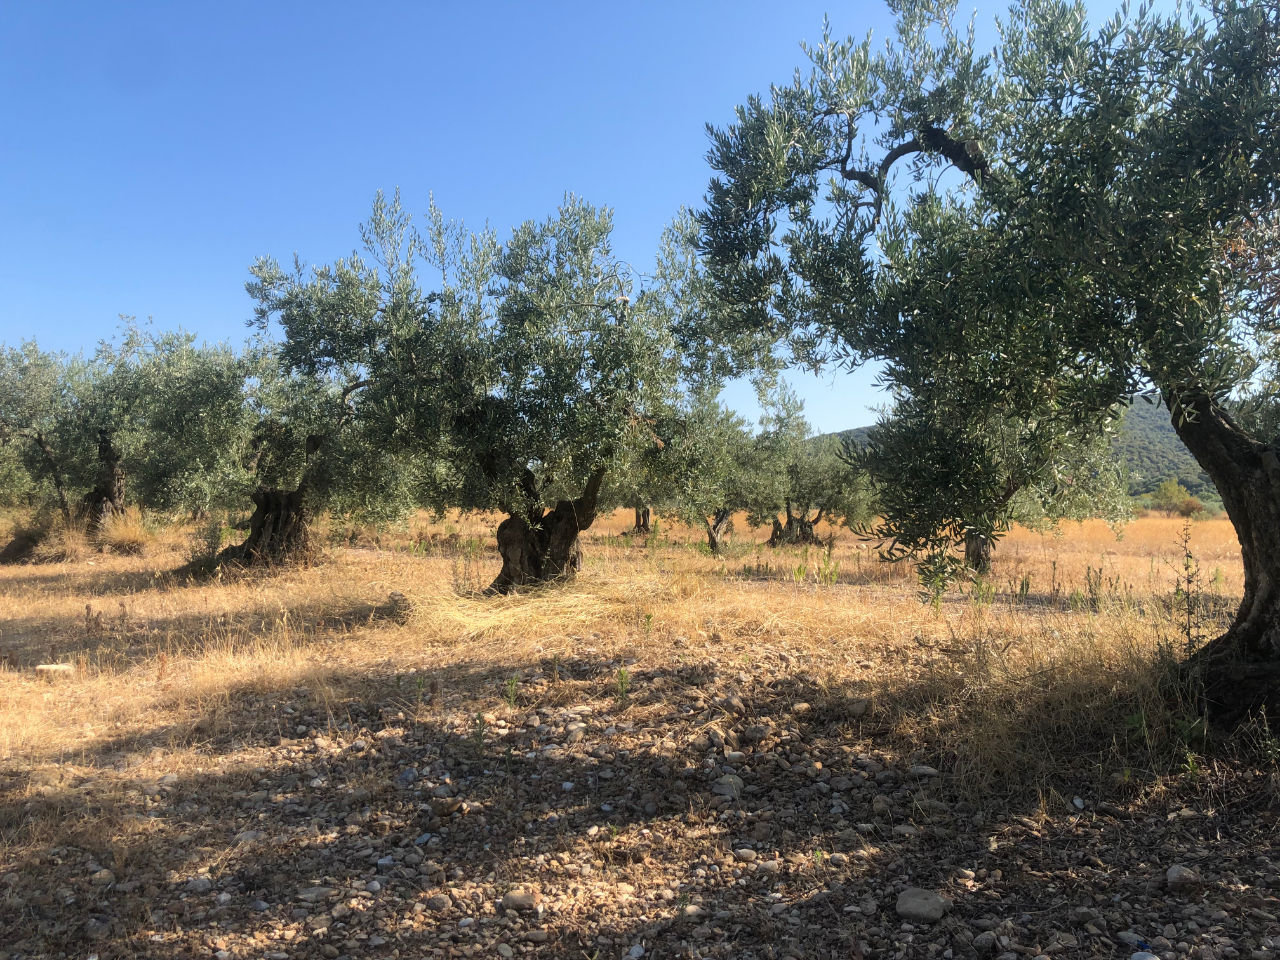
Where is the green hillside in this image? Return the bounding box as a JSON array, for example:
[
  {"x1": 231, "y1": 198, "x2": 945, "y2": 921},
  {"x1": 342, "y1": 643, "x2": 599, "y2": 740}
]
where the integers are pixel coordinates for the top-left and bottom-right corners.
[
  {"x1": 1112, "y1": 398, "x2": 1214, "y2": 500},
  {"x1": 827, "y1": 398, "x2": 1217, "y2": 505}
]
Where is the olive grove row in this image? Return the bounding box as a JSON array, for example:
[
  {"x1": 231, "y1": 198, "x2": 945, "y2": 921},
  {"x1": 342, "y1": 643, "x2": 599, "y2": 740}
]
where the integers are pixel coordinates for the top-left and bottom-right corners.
[{"x1": 2, "y1": 0, "x2": 1277, "y2": 720}]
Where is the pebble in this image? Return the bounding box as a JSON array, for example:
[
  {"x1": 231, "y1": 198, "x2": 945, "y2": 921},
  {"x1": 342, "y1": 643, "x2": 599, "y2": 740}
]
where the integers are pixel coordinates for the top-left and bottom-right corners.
[
  {"x1": 1166, "y1": 864, "x2": 1201, "y2": 891},
  {"x1": 895, "y1": 888, "x2": 950, "y2": 923},
  {"x1": 712, "y1": 774, "x2": 744, "y2": 798},
  {"x1": 973, "y1": 930, "x2": 998, "y2": 953},
  {"x1": 502, "y1": 889, "x2": 540, "y2": 912}
]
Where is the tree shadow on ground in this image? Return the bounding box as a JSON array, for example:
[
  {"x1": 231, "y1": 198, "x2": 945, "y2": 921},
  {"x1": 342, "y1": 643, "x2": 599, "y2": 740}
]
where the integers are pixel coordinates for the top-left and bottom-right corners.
[
  {"x1": 3, "y1": 647, "x2": 1276, "y2": 959},
  {"x1": 0, "y1": 594, "x2": 408, "y2": 668}
]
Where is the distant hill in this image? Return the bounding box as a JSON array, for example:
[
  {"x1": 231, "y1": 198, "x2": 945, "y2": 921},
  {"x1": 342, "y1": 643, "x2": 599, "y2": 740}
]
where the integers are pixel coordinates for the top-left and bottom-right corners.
[
  {"x1": 824, "y1": 398, "x2": 1217, "y2": 504},
  {"x1": 1112, "y1": 398, "x2": 1214, "y2": 500}
]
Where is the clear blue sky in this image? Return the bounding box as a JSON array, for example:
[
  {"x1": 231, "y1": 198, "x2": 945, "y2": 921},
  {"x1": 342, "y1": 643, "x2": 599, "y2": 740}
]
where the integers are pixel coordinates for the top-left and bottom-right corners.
[{"x1": 0, "y1": 1, "x2": 1164, "y2": 433}]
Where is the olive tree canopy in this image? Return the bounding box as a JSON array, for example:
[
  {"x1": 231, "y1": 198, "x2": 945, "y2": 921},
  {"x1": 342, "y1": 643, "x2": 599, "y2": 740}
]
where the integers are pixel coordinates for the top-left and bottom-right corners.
[
  {"x1": 698, "y1": 0, "x2": 1280, "y2": 719},
  {"x1": 249, "y1": 192, "x2": 683, "y2": 590}
]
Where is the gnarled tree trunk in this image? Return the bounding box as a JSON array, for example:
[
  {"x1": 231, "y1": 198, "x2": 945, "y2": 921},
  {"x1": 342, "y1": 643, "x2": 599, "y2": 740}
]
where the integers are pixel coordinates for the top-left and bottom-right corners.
[
  {"x1": 217, "y1": 486, "x2": 313, "y2": 567},
  {"x1": 768, "y1": 501, "x2": 823, "y2": 547},
  {"x1": 964, "y1": 529, "x2": 993, "y2": 573},
  {"x1": 706, "y1": 508, "x2": 732, "y2": 555},
  {"x1": 1170, "y1": 389, "x2": 1280, "y2": 724},
  {"x1": 489, "y1": 468, "x2": 606, "y2": 594},
  {"x1": 632, "y1": 505, "x2": 652, "y2": 535},
  {"x1": 83, "y1": 429, "x2": 125, "y2": 532}
]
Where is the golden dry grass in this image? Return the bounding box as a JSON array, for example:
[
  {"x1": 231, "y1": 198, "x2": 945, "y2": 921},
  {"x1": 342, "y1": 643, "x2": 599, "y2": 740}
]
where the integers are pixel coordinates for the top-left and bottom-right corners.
[
  {"x1": 4, "y1": 509, "x2": 1275, "y2": 960},
  {"x1": 0, "y1": 510, "x2": 1243, "y2": 787},
  {"x1": 95, "y1": 506, "x2": 154, "y2": 556}
]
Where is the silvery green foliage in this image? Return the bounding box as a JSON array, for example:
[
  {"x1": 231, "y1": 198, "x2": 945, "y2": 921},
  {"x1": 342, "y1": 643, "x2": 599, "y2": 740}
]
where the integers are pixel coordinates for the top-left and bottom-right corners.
[
  {"x1": 859, "y1": 395, "x2": 1128, "y2": 574},
  {"x1": 0, "y1": 341, "x2": 89, "y2": 512},
  {"x1": 653, "y1": 391, "x2": 762, "y2": 532},
  {"x1": 248, "y1": 191, "x2": 682, "y2": 519},
  {"x1": 744, "y1": 386, "x2": 875, "y2": 533},
  {"x1": 699, "y1": 0, "x2": 1279, "y2": 578},
  {"x1": 79, "y1": 322, "x2": 262, "y2": 516},
  {"x1": 640, "y1": 382, "x2": 872, "y2": 541}
]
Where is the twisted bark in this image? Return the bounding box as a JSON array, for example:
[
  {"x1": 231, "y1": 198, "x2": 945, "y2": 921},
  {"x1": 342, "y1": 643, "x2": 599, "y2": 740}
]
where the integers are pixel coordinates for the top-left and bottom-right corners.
[
  {"x1": 83, "y1": 429, "x2": 125, "y2": 532},
  {"x1": 489, "y1": 468, "x2": 607, "y2": 593},
  {"x1": 706, "y1": 508, "x2": 732, "y2": 555},
  {"x1": 1169, "y1": 389, "x2": 1280, "y2": 724},
  {"x1": 217, "y1": 486, "x2": 313, "y2": 567}
]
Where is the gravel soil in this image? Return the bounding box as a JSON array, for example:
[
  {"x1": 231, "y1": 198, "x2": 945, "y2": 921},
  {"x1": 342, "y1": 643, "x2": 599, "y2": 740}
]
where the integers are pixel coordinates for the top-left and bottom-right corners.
[{"x1": 3, "y1": 647, "x2": 1276, "y2": 959}]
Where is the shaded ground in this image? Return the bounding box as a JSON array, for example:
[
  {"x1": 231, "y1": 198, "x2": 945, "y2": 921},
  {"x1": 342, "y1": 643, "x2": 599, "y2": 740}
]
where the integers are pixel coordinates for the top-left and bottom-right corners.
[
  {"x1": 2, "y1": 652, "x2": 1276, "y2": 960},
  {"x1": 0, "y1": 516, "x2": 1273, "y2": 959}
]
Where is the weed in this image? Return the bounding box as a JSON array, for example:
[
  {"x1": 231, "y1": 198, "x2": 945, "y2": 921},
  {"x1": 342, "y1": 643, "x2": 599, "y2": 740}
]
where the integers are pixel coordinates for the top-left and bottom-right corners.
[
  {"x1": 186, "y1": 515, "x2": 225, "y2": 567},
  {"x1": 818, "y1": 542, "x2": 840, "y2": 586},
  {"x1": 470, "y1": 713, "x2": 489, "y2": 751},
  {"x1": 1169, "y1": 520, "x2": 1209, "y2": 655},
  {"x1": 971, "y1": 577, "x2": 996, "y2": 608}
]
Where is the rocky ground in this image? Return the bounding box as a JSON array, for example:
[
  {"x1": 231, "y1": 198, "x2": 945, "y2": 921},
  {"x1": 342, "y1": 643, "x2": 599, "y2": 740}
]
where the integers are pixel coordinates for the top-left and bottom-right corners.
[{"x1": 3, "y1": 649, "x2": 1277, "y2": 960}]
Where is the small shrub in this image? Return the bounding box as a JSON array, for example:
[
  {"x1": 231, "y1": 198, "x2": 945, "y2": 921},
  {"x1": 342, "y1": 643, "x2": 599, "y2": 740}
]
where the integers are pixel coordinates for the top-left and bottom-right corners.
[
  {"x1": 96, "y1": 507, "x2": 152, "y2": 555},
  {"x1": 1175, "y1": 496, "x2": 1205, "y2": 518},
  {"x1": 184, "y1": 515, "x2": 226, "y2": 568}
]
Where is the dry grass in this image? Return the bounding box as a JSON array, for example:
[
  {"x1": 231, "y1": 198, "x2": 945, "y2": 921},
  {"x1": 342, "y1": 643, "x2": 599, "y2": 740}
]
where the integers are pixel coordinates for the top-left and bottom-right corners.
[
  {"x1": 95, "y1": 506, "x2": 153, "y2": 556},
  {"x1": 3, "y1": 509, "x2": 1275, "y2": 959},
  {"x1": 0, "y1": 511, "x2": 1245, "y2": 787},
  {"x1": 27, "y1": 515, "x2": 92, "y2": 563}
]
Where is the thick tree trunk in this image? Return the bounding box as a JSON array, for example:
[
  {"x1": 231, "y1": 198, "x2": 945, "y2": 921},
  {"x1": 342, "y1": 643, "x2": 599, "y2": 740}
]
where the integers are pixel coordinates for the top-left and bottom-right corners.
[
  {"x1": 489, "y1": 468, "x2": 606, "y2": 594},
  {"x1": 1169, "y1": 389, "x2": 1280, "y2": 724},
  {"x1": 217, "y1": 486, "x2": 313, "y2": 567},
  {"x1": 632, "y1": 505, "x2": 651, "y2": 534},
  {"x1": 706, "y1": 508, "x2": 732, "y2": 555},
  {"x1": 83, "y1": 429, "x2": 125, "y2": 532},
  {"x1": 964, "y1": 530, "x2": 993, "y2": 573},
  {"x1": 768, "y1": 501, "x2": 823, "y2": 547}
]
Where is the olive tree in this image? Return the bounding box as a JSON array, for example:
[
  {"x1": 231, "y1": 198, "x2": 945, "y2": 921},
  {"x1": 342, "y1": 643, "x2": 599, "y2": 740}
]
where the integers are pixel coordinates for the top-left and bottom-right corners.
[
  {"x1": 746, "y1": 390, "x2": 875, "y2": 547},
  {"x1": 76, "y1": 323, "x2": 271, "y2": 522},
  {"x1": 249, "y1": 192, "x2": 680, "y2": 590},
  {"x1": 698, "y1": 0, "x2": 1280, "y2": 719},
  {"x1": 650, "y1": 393, "x2": 765, "y2": 554},
  {"x1": 0, "y1": 342, "x2": 85, "y2": 522},
  {"x1": 857, "y1": 394, "x2": 1128, "y2": 577}
]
